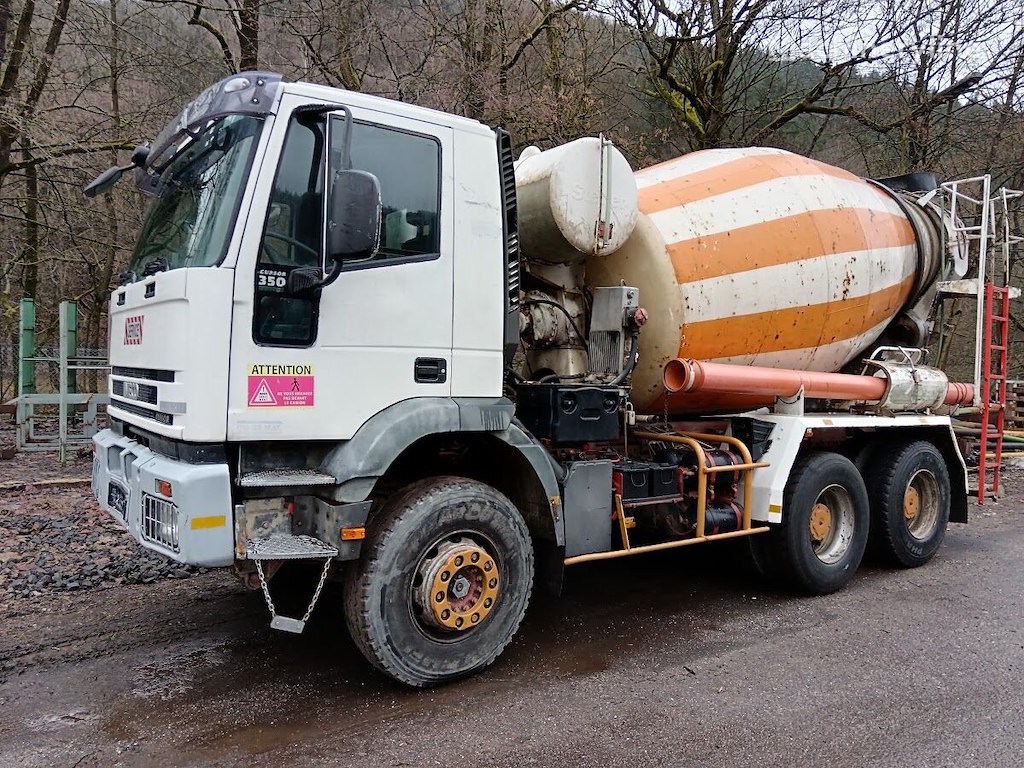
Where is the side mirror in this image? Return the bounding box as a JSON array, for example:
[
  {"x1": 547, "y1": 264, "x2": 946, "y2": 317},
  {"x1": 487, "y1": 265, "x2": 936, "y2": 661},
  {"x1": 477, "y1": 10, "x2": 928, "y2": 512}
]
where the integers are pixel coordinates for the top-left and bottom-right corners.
[
  {"x1": 83, "y1": 144, "x2": 150, "y2": 198},
  {"x1": 327, "y1": 169, "x2": 381, "y2": 264},
  {"x1": 84, "y1": 165, "x2": 128, "y2": 198}
]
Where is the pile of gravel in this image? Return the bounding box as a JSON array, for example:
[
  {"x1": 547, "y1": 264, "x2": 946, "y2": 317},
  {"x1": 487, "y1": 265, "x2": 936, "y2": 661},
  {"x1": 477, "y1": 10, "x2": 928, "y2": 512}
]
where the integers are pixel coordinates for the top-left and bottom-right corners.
[{"x1": 0, "y1": 484, "x2": 204, "y2": 608}]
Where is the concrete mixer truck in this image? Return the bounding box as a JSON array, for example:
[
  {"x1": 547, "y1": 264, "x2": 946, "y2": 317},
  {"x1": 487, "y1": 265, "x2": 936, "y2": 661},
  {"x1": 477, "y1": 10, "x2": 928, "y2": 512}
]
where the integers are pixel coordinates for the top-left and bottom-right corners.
[{"x1": 88, "y1": 72, "x2": 991, "y2": 687}]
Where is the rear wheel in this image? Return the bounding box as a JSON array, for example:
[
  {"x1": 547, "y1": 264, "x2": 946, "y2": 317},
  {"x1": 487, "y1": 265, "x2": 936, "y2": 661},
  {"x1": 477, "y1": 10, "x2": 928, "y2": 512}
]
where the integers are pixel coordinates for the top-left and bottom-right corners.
[
  {"x1": 865, "y1": 440, "x2": 950, "y2": 567},
  {"x1": 775, "y1": 452, "x2": 869, "y2": 595},
  {"x1": 344, "y1": 477, "x2": 534, "y2": 687}
]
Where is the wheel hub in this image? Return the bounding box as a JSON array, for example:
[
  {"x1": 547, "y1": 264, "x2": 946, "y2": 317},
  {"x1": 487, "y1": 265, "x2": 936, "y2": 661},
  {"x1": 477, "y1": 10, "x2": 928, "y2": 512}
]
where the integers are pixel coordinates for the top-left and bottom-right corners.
[
  {"x1": 417, "y1": 539, "x2": 500, "y2": 632},
  {"x1": 903, "y1": 486, "x2": 920, "y2": 520},
  {"x1": 809, "y1": 502, "x2": 832, "y2": 541}
]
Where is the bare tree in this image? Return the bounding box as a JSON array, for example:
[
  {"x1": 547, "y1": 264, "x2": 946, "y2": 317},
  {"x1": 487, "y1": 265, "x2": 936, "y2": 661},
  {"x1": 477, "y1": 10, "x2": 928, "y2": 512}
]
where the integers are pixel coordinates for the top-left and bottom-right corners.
[
  {"x1": 143, "y1": 0, "x2": 262, "y2": 72},
  {"x1": 612, "y1": 0, "x2": 976, "y2": 151}
]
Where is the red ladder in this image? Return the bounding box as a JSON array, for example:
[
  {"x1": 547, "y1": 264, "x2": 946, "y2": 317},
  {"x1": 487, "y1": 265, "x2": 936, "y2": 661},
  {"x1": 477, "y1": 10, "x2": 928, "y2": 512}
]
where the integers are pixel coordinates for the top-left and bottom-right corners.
[{"x1": 977, "y1": 283, "x2": 1010, "y2": 502}]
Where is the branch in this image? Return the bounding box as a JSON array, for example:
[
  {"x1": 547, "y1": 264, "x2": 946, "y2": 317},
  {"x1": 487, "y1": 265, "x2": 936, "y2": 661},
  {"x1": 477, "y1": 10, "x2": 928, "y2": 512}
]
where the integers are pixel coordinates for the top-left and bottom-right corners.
[
  {"x1": 188, "y1": 5, "x2": 237, "y2": 73},
  {"x1": 502, "y1": 0, "x2": 584, "y2": 73},
  {"x1": 0, "y1": 0, "x2": 32, "y2": 119},
  {"x1": 0, "y1": 140, "x2": 135, "y2": 177},
  {"x1": 26, "y1": 0, "x2": 70, "y2": 108}
]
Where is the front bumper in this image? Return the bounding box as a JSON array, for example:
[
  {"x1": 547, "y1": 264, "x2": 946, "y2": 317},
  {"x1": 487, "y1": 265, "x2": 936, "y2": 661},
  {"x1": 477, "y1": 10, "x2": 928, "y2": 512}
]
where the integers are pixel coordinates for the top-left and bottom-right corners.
[{"x1": 92, "y1": 428, "x2": 234, "y2": 567}]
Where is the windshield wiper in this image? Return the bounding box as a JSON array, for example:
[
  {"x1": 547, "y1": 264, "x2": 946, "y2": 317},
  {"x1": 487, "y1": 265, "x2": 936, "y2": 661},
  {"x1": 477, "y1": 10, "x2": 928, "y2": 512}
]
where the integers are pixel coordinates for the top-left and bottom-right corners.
[{"x1": 142, "y1": 257, "x2": 170, "y2": 277}]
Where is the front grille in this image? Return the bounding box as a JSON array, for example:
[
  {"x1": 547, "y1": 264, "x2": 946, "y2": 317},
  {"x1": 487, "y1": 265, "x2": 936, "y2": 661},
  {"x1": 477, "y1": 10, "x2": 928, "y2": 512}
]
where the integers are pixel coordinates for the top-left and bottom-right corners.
[
  {"x1": 110, "y1": 400, "x2": 173, "y2": 426},
  {"x1": 111, "y1": 379, "x2": 158, "y2": 405},
  {"x1": 141, "y1": 493, "x2": 179, "y2": 551},
  {"x1": 112, "y1": 365, "x2": 175, "y2": 382}
]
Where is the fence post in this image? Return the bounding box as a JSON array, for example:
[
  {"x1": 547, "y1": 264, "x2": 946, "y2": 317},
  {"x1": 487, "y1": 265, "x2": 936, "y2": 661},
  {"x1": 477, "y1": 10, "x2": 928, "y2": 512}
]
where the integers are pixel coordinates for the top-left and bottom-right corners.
[
  {"x1": 18, "y1": 298, "x2": 35, "y2": 396},
  {"x1": 65, "y1": 301, "x2": 78, "y2": 400},
  {"x1": 59, "y1": 301, "x2": 69, "y2": 464}
]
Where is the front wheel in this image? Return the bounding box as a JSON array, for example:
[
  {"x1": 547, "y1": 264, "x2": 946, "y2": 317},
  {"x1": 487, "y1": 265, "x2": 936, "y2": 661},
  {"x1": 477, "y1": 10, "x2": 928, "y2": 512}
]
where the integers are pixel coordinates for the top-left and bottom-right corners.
[
  {"x1": 344, "y1": 477, "x2": 534, "y2": 687},
  {"x1": 775, "y1": 452, "x2": 870, "y2": 595}
]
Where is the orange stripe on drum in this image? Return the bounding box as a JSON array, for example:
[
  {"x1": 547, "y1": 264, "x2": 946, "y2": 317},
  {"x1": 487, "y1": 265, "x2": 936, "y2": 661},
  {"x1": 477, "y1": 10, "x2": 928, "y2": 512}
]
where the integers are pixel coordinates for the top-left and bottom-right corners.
[
  {"x1": 667, "y1": 207, "x2": 916, "y2": 284},
  {"x1": 638, "y1": 153, "x2": 861, "y2": 213},
  {"x1": 679, "y1": 275, "x2": 915, "y2": 360}
]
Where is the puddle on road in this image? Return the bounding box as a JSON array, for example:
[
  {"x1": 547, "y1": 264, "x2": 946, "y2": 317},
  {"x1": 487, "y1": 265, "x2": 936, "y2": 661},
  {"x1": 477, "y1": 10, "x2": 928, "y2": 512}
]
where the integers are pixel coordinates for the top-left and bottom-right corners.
[
  {"x1": 131, "y1": 645, "x2": 231, "y2": 701},
  {"x1": 98, "y1": 540, "x2": 780, "y2": 760}
]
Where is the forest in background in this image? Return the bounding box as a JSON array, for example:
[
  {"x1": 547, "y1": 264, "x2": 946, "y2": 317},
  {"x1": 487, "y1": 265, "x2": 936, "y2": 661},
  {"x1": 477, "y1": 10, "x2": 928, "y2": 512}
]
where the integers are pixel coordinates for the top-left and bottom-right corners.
[{"x1": 2, "y1": 0, "x2": 1024, "y2": 398}]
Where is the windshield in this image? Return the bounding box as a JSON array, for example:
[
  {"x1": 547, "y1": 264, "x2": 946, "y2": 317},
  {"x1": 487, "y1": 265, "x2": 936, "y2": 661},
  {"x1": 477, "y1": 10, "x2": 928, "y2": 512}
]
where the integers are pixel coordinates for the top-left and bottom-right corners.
[{"x1": 128, "y1": 114, "x2": 263, "y2": 276}]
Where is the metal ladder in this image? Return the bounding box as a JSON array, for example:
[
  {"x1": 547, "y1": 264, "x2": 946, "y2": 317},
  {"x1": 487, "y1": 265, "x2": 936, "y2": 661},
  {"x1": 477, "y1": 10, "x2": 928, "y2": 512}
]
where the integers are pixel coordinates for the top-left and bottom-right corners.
[{"x1": 978, "y1": 188, "x2": 1024, "y2": 500}]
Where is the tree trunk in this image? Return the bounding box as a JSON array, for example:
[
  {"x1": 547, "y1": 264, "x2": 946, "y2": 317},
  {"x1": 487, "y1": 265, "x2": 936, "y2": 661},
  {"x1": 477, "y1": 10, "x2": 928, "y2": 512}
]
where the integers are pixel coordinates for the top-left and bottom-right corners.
[
  {"x1": 20, "y1": 138, "x2": 38, "y2": 299},
  {"x1": 238, "y1": 0, "x2": 260, "y2": 71},
  {"x1": 90, "y1": 0, "x2": 124, "y2": 390},
  {"x1": 0, "y1": 0, "x2": 12, "y2": 69}
]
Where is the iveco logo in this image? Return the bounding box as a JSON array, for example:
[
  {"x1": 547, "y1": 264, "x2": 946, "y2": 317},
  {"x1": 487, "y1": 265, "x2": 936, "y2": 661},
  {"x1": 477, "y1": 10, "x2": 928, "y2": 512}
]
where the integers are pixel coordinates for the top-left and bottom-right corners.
[
  {"x1": 124, "y1": 381, "x2": 140, "y2": 400},
  {"x1": 124, "y1": 315, "x2": 143, "y2": 345}
]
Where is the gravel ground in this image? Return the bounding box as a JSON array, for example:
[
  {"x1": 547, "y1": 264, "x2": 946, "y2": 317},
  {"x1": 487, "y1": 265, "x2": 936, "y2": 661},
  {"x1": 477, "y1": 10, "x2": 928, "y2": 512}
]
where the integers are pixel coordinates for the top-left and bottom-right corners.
[
  {"x1": 0, "y1": 476, "x2": 1020, "y2": 768},
  {"x1": 0, "y1": 417, "x2": 96, "y2": 484},
  {"x1": 0, "y1": 419, "x2": 202, "y2": 613}
]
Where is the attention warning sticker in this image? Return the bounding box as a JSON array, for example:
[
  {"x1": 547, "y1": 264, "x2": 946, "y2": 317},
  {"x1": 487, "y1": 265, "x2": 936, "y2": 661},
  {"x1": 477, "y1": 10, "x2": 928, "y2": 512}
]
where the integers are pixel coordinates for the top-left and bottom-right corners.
[{"x1": 247, "y1": 364, "x2": 315, "y2": 407}]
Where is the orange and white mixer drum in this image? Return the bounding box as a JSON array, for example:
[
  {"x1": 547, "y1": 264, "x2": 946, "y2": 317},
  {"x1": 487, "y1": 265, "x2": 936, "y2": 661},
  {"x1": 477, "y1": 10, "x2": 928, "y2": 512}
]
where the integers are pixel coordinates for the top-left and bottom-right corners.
[{"x1": 587, "y1": 147, "x2": 938, "y2": 413}]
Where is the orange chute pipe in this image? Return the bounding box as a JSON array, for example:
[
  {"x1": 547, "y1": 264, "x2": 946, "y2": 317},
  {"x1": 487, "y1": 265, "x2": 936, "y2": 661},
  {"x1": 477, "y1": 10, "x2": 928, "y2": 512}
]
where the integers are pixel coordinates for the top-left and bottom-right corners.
[{"x1": 662, "y1": 358, "x2": 974, "y2": 406}]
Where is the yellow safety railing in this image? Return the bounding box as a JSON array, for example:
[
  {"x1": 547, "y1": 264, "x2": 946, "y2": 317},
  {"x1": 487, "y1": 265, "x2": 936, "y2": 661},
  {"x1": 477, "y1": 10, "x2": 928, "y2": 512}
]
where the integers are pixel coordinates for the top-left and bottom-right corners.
[{"x1": 564, "y1": 430, "x2": 770, "y2": 565}]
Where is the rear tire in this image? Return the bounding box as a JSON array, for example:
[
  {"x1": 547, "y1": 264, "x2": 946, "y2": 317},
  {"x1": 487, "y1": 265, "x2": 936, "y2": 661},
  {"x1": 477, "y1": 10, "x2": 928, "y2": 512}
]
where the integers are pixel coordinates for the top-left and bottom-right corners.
[
  {"x1": 776, "y1": 452, "x2": 869, "y2": 595},
  {"x1": 865, "y1": 440, "x2": 950, "y2": 568},
  {"x1": 344, "y1": 477, "x2": 534, "y2": 687}
]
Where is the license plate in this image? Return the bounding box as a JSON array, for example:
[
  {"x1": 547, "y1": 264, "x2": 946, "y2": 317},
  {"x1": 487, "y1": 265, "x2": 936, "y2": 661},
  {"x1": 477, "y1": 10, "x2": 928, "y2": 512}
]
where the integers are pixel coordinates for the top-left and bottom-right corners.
[{"x1": 108, "y1": 481, "x2": 128, "y2": 520}]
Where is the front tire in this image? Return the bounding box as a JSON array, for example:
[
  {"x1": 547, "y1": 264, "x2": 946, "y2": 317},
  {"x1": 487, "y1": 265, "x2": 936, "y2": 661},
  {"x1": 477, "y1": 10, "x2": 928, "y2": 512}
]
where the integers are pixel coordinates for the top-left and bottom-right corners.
[
  {"x1": 344, "y1": 477, "x2": 534, "y2": 687},
  {"x1": 865, "y1": 440, "x2": 951, "y2": 568},
  {"x1": 776, "y1": 452, "x2": 869, "y2": 595}
]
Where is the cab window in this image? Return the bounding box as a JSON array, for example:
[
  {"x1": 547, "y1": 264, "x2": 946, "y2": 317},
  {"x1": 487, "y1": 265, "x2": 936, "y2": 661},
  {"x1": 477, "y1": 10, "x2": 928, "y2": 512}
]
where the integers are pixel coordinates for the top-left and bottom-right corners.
[
  {"x1": 252, "y1": 116, "x2": 324, "y2": 346},
  {"x1": 331, "y1": 119, "x2": 441, "y2": 264}
]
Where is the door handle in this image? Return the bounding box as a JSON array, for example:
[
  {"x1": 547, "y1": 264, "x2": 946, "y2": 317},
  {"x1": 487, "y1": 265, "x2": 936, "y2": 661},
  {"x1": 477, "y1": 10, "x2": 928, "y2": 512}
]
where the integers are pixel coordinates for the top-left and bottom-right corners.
[{"x1": 414, "y1": 358, "x2": 447, "y2": 384}]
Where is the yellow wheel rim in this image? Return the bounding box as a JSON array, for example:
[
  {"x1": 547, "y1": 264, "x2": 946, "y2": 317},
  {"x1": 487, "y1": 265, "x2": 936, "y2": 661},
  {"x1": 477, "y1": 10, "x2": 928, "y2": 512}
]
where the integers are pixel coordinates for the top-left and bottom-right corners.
[
  {"x1": 809, "y1": 502, "x2": 832, "y2": 541},
  {"x1": 419, "y1": 540, "x2": 500, "y2": 632},
  {"x1": 903, "y1": 486, "x2": 920, "y2": 521}
]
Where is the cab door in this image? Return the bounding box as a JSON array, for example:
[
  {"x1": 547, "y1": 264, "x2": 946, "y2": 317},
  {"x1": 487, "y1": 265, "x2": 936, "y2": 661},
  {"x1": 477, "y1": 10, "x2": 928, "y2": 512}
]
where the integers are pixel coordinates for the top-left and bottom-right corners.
[{"x1": 227, "y1": 99, "x2": 454, "y2": 441}]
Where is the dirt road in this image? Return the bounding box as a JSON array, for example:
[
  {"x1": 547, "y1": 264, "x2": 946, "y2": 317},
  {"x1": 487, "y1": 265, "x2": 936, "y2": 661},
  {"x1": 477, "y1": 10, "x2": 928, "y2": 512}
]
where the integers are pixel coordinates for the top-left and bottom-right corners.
[{"x1": 1, "y1": 485, "x2": 1021, "y2": 767}]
